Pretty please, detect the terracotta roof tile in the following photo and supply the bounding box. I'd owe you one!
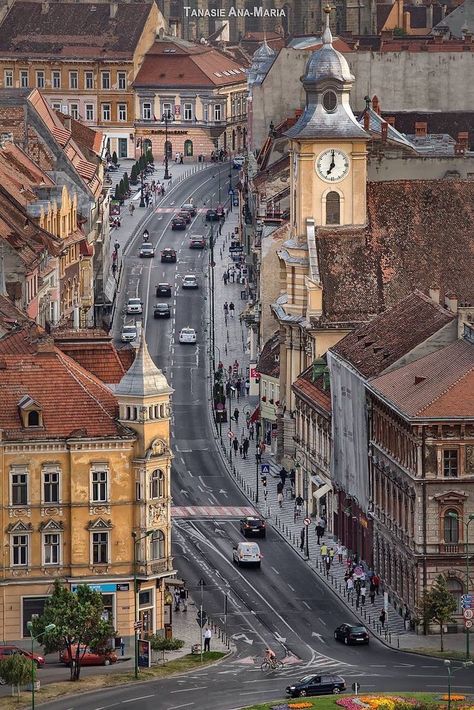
[293,366,331,414]
[53,329,130,385]
[257,333,280,377]
[370,339,474,418]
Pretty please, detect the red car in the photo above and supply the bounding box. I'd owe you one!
[0,645,45,667]
[60,645,117,667]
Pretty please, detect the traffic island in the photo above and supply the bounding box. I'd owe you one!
[239,693,473,710]
[0,652,227,710]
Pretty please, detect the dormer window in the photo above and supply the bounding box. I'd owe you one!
[18,395,43,428]
[28,410,40,427]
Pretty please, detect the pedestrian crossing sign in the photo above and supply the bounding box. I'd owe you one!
[261,463,270,474]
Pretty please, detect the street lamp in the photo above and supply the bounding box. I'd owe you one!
[26,621,55,710]
[132,530,154,679]
[228,154,233,212]
[138,138,145,208]
[162,110,172,181]
[294,452,309,558]
[227,381,236,464]
[444,659,473,710]
[243,405,258,503]
[448,512,474,658]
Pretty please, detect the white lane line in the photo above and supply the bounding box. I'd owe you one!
[302,601,311,610]
[122,695,155,703]
[170,686,207,694]
[198,485,204,492]
[287,584,295,592]
[169,704,194,710]
[318,617,327,626]
[271,566,280,575]
[187,469,194,478]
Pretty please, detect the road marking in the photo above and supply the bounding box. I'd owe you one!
[302,601,311,610]
[170,686,207,694]
[287,584,295,592]
[318,617,327,626]
[168,704,194,709]
[122,695,155,703]
[271,566,280,575]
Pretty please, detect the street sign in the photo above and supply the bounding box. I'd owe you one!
[228,188,234,195]
[352,682,360,694]
[465,620,473,629]
[196,610,208,628]
[304,518,311,526]
[133,621,142,630]
[228,431,235,439]
[464,609,474,620]
[261,463,270,475]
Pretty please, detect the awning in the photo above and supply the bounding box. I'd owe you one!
[313,483,331,500]
[311,475,323,487]
[250,406,260,423]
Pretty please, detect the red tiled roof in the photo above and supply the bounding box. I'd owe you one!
[0,143,54,206]
[257,333,280,377]
[293,366,331,414]
[316,180,474,327]
[370,339,474,418]
[0,295,31,335]
[55,112,104,157]
[53,330,130,384]
[331,291,455,379]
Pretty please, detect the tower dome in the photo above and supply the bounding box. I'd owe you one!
[302,13,354,88]
[115,334,172,398]
[248,38,277,87]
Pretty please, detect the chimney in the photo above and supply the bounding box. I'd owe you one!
[110,2,118,19]
[37,337,55,353]
[415,121,427,137]
[441,4,447,18]
[364,112,370,131]
[445,293,458,314]
[426,3,433,30]
[41,1,49,14]
[429,287,440,304]
[458,131,469,146]
[372,95,380,115]
[385,116,395,126]
[381,121,388,142]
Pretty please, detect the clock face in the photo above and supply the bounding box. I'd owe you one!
[316,149,350,182]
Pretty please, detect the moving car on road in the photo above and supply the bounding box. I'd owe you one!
[156,282,172,297]
[240,516,266,538]
[139,242,155,258]
[161,248,177,263]
[178,210,192,224]
[205,208,218,221]
[121,324,137,342]
[60,645,118,667]
[233,155,245,169]
[181,202,197,217]
[182,274,198,289]
[0,645,45,668]
[171,215,187,230]
[286,674,346,698]
[126,297,143,314]
[232,542,261,568]
[154,303,171,319]
[178,327,197,344]
[189,235,206,249]
[334,624,369,645]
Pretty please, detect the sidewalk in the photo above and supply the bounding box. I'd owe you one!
[210,209,468,657]
[168,594,230,660]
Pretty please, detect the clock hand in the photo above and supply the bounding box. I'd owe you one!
[326,160,335,176]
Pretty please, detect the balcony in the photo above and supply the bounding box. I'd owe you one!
[137,558,172,576]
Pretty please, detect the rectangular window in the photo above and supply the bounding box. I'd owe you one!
[69,71,78,89]
[183,103,192,121]
[214,104,222,121]
[43,533,60,565]
[4,69,13,88]
[85,71,94,89]
[117,71,126,90]
[43,470,60,504]
[142,102,151,120]
[101,103,111,122]
[150,470,163,499]
[70,104,79,120]
[101,71,110,90]
[92,532,109,564]
[12,534,28,566]
[91,470,108,502]
[162,102,172,119]
[51,102,61,111]
[85,103,94,121]
[20,70,29,88]
[36,71,45,89]
[117,103,127,122]
[443,449,458,477]
[11,472,28,506]
[23,598,48,638]
[52,71,61,89]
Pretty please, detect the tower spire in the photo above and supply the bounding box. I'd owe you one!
[322,5,333,45]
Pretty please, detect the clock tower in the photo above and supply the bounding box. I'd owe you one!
[286,6,369,233]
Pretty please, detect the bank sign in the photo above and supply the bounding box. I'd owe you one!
[71,583,129,593]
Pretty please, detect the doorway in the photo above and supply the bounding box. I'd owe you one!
[118,138,128,158]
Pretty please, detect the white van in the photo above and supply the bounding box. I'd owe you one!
[232,542,262,568]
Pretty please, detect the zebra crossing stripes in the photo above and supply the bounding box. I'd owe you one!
[172,505,255,519]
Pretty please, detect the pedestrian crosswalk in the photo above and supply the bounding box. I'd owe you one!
[172,505,255,519]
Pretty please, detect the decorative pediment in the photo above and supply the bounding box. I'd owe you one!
[433,490,468,503]
[87,518,113,531]
[39,519,64,532]
[146,438,169,459]
[7,520,33,533]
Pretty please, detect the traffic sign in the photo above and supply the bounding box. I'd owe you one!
[261,463,270,475]
[464,609,474,620]
[228,431,235,439]
[352,682,361,694]
[465,620,473,629]
[228,188,234,195]
[304,517,311,526]
[196,610,208,628]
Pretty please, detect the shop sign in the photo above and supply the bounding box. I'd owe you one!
[138,639,151,668]
[71,583,123,593]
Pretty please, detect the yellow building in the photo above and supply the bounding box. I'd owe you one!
[0,329,173,647]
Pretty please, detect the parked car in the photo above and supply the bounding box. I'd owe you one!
[179,327,197,344]
[139,242,155,258]
[240,516,266,538]
[334,624,369,645]
[171,215,187,230]
[121,324,137,342]
[182,274,198,289]
[286,674,346,698]
[0,645,45,668]
[205,208,218,221]
[181,202,197,217]
[161,248,177,263]
[233,195,239,206]
[232,541,261,567]
[60,645,118,667]
[156,282,172,297]
[154,303,171,319]
[178,210,192,224]
[233,155,245,169]
[189,235,206,249]
[126,297,143,314]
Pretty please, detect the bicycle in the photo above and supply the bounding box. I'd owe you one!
[260,658,283,672]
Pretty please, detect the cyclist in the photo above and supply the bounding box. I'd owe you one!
[143,229,149,241]
[264,648,276,665]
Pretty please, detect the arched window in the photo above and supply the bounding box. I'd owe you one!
[28,410,40,427]
[326,191,340,225]
[447,577,463,614]
[184,139,193,157]
[150,469,164,499]
[150,530,165,560]
[164,140,172,158]
[444,509,459,543]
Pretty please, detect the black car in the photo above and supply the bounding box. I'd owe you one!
[161,248,177,263]
[171,215,187,230]
[156,283,172,297]
[286,674,346,698]
[153,303,171,319]
[334,624,369,645]
[181,202,197,217]
[240,516,266,538]
[206,208,218,221]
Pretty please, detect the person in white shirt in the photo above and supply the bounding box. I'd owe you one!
[204,626,212,652]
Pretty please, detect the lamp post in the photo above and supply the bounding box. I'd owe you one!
[162,110,172,181]
[444,659,473,710]
[137,137,146,208]
[448,512,474,659]
[26,621,55,710]
[228,381,235,464]
[228,154,233,212]
[132,530,154,679]
[243,405,258,503]
[294,452,309,558]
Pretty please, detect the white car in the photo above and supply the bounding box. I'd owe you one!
[233,155,245,168]
[232,542,261,568]
[182,274,198,289]
[126,297,143,314]
[178,327,197,344]
[121,324,137,343]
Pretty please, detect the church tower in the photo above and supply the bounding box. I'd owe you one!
[115,336,174,633]
[286,6,369,234]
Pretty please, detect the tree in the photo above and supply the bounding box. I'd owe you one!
[123,172,129,191]
[111,150,118,165]
[130,163,137,183]
[419,574,457,650]
[146,149,154,164]
[0,653,34,700]
[32,581,115,681]
[114,183,120,201]
[149,635,184,664]
[119,178,125,198]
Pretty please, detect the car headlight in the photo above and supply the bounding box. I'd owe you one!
[289,686,295,690]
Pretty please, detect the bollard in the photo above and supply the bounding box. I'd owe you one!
[389,632,392,644]
[397,636,400,648]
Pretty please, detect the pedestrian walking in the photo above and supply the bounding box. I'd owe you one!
[379,609,386,629]
[279,467,287,488]
[223,301,229,316]
[346,577,354,596]
[259,440,265,455]
[204,627,212,651]
[369,589,376,605]
[179,585,188,611]
[289,468,296,492]
[277,491,283,508]
[235,379,241,399]
[300,527,305,551]
[325,555,331,576]
[174,590,181,611]
[249,422,254,440]
[179,153,183,164]
[320,542,328,558]
[361,585,366,606]
[255,449,261,464]
[243,437,249,458]
[245,378,250,396]
[372,574,380,595]
[223,272,228,285]
[277,481,284,495]
[233,408,239,424]
[315,524,324,545]
[229,302,235,318]
[245,411,251,428]
[329,547,335,564]
[175,152,179,163]
[232,437,238,454]
[239,442,243,457]
[336,542,344,564]
[129,203,135,216]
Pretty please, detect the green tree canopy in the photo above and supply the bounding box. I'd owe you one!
[146,150,154,164]
[123,172,129,191]
[118,178,125,198]
[111,150,118,165]
[31,581,115,681]
[419,574,457,650]
[0,652,33,694]
[149,635,184,664]
[114,183,120,201]
[130,163,137,181]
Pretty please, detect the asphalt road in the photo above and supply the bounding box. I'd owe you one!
[45,169,474,709]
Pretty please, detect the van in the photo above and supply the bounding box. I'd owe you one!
[232,542,262,568]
